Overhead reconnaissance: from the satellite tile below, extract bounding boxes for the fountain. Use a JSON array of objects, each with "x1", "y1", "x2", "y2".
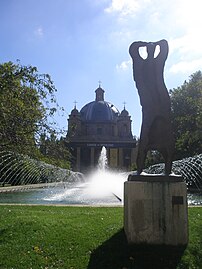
[
  {"x1": 41, "y1": 147, "x2": 126, "y2": 205},
  {"x1": 0, "y1": 149, "x2": 202, "y2": 205},
  {"x1": 85, "y1": 147, "x2": 125, "y2": 202},
  {"x1": 0, "y1": 147, "x2": 126, "y2": 205}
]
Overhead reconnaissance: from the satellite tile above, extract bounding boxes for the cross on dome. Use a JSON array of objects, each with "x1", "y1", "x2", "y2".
[
  {"x1": 98, "y1": 80, "x2": 102, "y2": 88},
  {"x1": 74, "y1": 100, "x2": 77, "y2": 109}
]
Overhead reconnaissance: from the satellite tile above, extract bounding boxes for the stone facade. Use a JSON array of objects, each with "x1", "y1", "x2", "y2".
[{"x1": 66, "y1": 86, "x2": 136, "y2": 172}]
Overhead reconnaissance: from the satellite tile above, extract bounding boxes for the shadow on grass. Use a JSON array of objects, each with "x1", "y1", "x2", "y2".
[
  {"x1": 87, "y1": 228, "x2": 130, "y2": 269},
  {"x1": 87, "y1": 228, "x2": 186, "y2": 269}
]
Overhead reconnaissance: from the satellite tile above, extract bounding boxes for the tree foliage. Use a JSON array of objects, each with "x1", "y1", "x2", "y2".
[
  {"x1": 144, "y1": 71, "x2": 202, "y2": 168},
  {"x1": 170, "y1": 71, "x2": 202, "y2": 159},
  {"x1": 0, "y1": 61, "x2": 59, "y2": 156},
  {"x1": 39, "y1": 133, "x2": 70, "y2": 169}
]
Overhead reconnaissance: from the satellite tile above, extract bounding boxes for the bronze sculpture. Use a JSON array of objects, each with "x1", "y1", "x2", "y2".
[{"x1": 129, "y1": 40, "x2": 174, "y2": 175}]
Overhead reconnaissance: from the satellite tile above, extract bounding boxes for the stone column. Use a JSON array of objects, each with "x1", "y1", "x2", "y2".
[
  {"x1": 76, "y1": 147, "x2": 81, "y2": 172},
  {"x1": 131, "y1": 148, "x2": 137, "y2": 167},
  {"x1": 90, "y1": 147, "x2": 95, "y2": 168},
  {"x1": 109, "y1": 148, "x2": 118, "y2": 168},
  {"x1": 118, "y1": 148, "x2": 123, "y2": 168}
]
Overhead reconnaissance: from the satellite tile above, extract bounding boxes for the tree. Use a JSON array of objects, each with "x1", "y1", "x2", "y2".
[
  {"x1": 39, "y1": 132, "x2": 70, "y2": 169},
  {"x1": 0, "y1": 61, "x2": 59, "y2": 156},
  {"x1": 170, "y1": 71, "x2": 202, "y2": 159}
]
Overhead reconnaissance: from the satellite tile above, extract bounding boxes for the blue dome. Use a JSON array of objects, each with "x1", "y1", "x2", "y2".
[{"x1": 80, "y1": 100, "x2": 120, "y2": 122}]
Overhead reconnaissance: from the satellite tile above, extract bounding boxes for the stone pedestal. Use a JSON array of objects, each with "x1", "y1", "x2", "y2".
[{"x1": 124, "y1": 175, "x2": 188, "y2": 247}]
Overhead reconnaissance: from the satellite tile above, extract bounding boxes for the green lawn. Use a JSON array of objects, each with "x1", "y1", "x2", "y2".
[{"x1": 0, "y1": 205, "x2": 201, "y2": 269}]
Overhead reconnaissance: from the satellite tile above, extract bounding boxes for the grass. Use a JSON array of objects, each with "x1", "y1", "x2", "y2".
[
  {"x1": 177, "y1": 207, "x2": 202, "y2": 268},
  {"x1": 0, "y1": 205, "x2": 201, "y2": 269}
]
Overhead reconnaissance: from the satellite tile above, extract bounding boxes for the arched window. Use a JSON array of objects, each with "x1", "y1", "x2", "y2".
[{"x1": 124, "y1": 124, "x2": 128, "y2": 134}]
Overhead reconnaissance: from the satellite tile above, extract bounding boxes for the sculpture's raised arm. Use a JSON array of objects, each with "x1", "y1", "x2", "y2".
[
  {"x1": 129, "y1": 41, "x2": 148, "y2": 59},
  {"x1": 155, "y1": 39, "x2": 168, "y2": 61}
]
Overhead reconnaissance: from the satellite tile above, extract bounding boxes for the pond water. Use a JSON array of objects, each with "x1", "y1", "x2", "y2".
[
  {"x1": 0, "y1": 184, "x2": 122, "y2": 205},
  {"x1": 187, "y1": 193, "x2": 202, "y2": 206},
  {"x1": 0, "y1": 172, "x2": 125, "y2": 206}
]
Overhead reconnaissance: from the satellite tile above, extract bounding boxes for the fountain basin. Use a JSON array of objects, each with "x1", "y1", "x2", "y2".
[{"x1": 0, "y1": 181, "x2": 124, "y2": 206}]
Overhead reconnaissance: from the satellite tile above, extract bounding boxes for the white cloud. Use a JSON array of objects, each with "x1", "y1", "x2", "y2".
[
  {"x1": 169, "y1": 33, "x2": 202, "y2": 57},
  {"x1": 116, "y1": 60, "x2": 131, "y2": 71},
  {"x1": 104, "y1": 0, "x2": 202, "y2": 78},
  {"x1": 34, "y1": 27, "x2": 44, "y2": 37},
  {"x1": 168, "y1": 30, "x2": 202, "y2": 75},
  {"x1": 169, "y1": 58, "x2": 202, "y2": 74},
  {"x1": 174, "y1": 0, "x2": 202, "y2": 27},
  {"x1": 105, "y1": 0, "x2": 141, "y2": 16},
  {"x1": 168, "y1": 0, "x2": 202, "y2": 57}
]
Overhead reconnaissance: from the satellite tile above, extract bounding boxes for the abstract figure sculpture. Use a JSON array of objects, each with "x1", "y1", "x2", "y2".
[{"x1": 129, "y1": 40, "x2": 174, "y2": 175}]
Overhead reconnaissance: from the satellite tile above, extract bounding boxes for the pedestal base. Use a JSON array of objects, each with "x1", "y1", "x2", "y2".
[{"x1": 124, "y1": 175, "x2": 188, "y2": 247}]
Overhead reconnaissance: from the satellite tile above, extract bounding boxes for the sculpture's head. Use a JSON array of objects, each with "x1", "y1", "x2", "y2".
[{"x1": 146, "y1": 43, "x2": 156, "y2": 58}]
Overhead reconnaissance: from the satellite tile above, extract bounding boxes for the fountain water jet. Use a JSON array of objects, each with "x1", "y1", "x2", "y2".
[
  {"x1": 43, "y1": 147, "x2": 126, "y2": 205},
  {"x1": 86, "y1": 147, "x2": 125, "y2": 202},
  {"x1": 97, "y1": 146, "x2": 108, "y2": 171},
  {"x1": 0, "y1": 151, "x2": 83, "y2": 187}
]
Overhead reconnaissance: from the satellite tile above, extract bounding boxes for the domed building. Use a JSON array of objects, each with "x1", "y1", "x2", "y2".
[{"x1": 67, "y1": 86, "x2": 136, "y2": 172}]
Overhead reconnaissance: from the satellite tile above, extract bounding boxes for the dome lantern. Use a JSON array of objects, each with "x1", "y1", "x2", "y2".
[{"x1": 95, "y1": 87, "x2": 104, "y2": 101}]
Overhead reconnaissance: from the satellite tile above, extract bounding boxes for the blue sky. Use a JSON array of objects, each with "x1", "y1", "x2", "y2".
[{"x1": 1, "y1": 0, "x2": 202, "y2": 137}]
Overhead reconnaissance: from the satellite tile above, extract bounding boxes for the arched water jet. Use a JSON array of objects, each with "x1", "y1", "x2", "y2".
[
  {"x1": 0, "y1": 151, "x2": 83, "y2": 187},
  {"x1": 145, "y1": 154, "x2": 202, "y2": 190}
]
